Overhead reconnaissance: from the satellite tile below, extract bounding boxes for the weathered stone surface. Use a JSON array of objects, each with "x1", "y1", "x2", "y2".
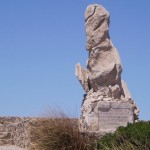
[
  {"x1": 80, "y1": 101, "x2": 134, "y2": 133},
  {"x1": 0, "y1": 117, "x2": 37, "y2": 148},
  {"x1": 75, "y1": 63, "x2": 89, "y2": 92},
  {"x1": 76, "y1": 4, "x2": 139, "y2": 134},
  {"x1": 76, "y1": 4, "x2": 123, "y2": 93},
  {"x1": 121, "y1": 80, "x2": 132, "y2": 98}
]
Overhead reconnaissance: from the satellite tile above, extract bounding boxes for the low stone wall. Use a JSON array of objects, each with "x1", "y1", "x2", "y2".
[
  {"x1": 0, "y1": 117, "x2": 35, "y2": 149},
  {"x1": 0, "y1": 117, "x2": 79, "y2": 149},
  {"x1": 6, "y1": 118, "x2": 32, "y2": 148}
]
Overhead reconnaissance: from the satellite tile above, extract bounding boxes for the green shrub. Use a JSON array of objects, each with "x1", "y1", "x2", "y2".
[
  {"x1": 97, "y1": 121, "x2": 150, "y2": 150},
  {"x1": 30, "y1": 110, "x2": 96, "y2": 150}
]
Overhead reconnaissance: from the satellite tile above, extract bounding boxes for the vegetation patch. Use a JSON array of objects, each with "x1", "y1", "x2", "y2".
[{"x1": 97, "y1": 121, "x2": 150, "y2": 150}]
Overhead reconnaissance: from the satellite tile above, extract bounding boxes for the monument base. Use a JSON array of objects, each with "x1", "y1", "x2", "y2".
[{"x1": 80, "y1": 90, "x2": 139, "y2": 134}]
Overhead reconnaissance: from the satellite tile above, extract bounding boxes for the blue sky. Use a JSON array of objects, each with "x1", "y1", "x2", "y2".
[{"x1": 0, "y1": 0, "x2": 150, "y2": 120}]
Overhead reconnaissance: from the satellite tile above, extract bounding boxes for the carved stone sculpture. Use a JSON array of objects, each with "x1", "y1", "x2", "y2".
[{"x1": 75, "y1": 4, "x2": 139, "y2": 134}]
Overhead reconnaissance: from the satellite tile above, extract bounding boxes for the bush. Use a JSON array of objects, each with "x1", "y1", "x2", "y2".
[
  {"x1": 97, "y1": 121, "x2": 150, "y2": 150},
  {"x1": 30, "y1": 110, "x2": 96, "y2": 150}
]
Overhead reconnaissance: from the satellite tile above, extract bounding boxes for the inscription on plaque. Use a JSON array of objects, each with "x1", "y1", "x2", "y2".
[{"x1": 98, "y1": 101, "x2": 134, "y2": 131}]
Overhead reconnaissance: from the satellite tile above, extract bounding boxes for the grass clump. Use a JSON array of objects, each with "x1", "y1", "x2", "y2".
[
  {"x1": 97, "y1": 121, "x2": 150, "y2": 150},
  {"x1": 30, "y1": 110, "x2": 96, "y2": 150}
]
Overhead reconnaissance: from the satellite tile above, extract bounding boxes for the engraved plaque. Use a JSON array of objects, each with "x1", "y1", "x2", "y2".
[{"x1": 98, "y1": 101, "x2": 134, "y2": 131}]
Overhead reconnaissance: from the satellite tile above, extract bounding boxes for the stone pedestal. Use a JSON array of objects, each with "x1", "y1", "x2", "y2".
[{"x1": 80, "y1": 98, "x2": 135, "y2": 134}]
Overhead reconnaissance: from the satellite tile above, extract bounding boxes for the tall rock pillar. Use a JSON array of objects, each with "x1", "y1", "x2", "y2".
[{"x1": 76, "y1": 4, "x2": 139, "y2": 134}]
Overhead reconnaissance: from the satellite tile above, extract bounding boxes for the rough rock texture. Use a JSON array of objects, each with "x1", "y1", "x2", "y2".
[
  {"x1": 0, "y1": 117, "x2": 38, "y2": 149},
  {"x1": 75, "y1": 4, "x2": 139, "y2": 134},
  {"x1": 6, "y1": 118, "x2": 32, "y2": 148},
  {"x1": 0, "y1": 117, "x2": 23, "y2": 146}
]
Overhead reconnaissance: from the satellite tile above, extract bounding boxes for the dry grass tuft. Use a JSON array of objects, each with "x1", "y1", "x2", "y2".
[{"x1": 30, "y1": 110, "x2": 96, "y2": 150}]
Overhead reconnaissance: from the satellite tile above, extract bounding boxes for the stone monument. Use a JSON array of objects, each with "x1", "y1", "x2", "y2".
[{"x1": 75, "y1": 4, "x2": 139, "y2": 134}]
